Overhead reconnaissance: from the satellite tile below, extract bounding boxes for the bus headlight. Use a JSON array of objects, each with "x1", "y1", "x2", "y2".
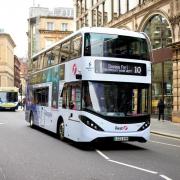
[
  {"x1": 79, "y1": 115, "x2": 104, "y2": 131},
  {"x1": 138, "y1": 120, "x2": 150, "y2": 131}
]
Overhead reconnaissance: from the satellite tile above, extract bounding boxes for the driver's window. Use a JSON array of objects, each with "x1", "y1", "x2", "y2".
[
  {"x1": 82, "y1": 82, "x2": 93, "y2": 109},
  {"x1": 62, "y1": 83, "x2": 81, "y2": 110},
  {"x1": 69, "y1": 84, "x2": 81, "y2": 110}
]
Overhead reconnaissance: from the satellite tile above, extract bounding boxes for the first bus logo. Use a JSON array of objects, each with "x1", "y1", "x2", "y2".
[{"x1": 72, "y1": 64, "x2": 77, "y2": 75}]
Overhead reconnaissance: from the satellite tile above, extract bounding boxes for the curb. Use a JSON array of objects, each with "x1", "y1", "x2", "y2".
[
  {"x1": 151, "y1": 131, "x2": 180, "y2": 140},
  {"x1": 16, "y1": 109, "x2": 24, "y2": 112}
]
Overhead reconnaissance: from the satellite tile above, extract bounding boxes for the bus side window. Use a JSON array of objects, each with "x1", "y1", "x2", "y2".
[
  {"x1": 70, "y1": 35, "x2": 82, "y2": 60},
  {"x1": 60, "y1": 40, "x2": 70, "y2": 62},
  {"x1": 43, "y1": 53, "x2": 49, "y2": 68},
  {"x1": 44, "y1": 50, "x2": 56, "y2": 67},
  {"x1": 33, "y1": 87, "x2": 49, "y2": 106},
  {"x1": 39, "y1": 54, "x2": 44, "y2": 70},
  {"x1": 48, "y1": 53, "x2": 54, "y2": 66},
  {"x1": 51, "y1": 45, "x2": 60, "y2": 65},
  {"x1": 41, "y1": 88, "x2": 49, "y2": 106},
  {"x1": 33, "y1": 90, "x2": 40, "y2": 104},
  {"x1": 62, "y1": 87, "x2": 67, "y2": 108},
  {"x1": 32, "y1": 57, "x2": 38, "y2": 72}
]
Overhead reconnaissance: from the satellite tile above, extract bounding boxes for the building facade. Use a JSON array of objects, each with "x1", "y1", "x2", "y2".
[
  {"x1": 14, "y1": 55, "x2": 21, "y2": 88},
  {"x1": 28, "y1": 7, "x2": 74, "y2": 59},
  {"x1": 19, "y1": 58, "x2": 28, "y2": 95},
  {"x1": 75, "y1": 0, "x2": 180, "y2": 122},
  {"x1": 0, "y1": 33, "x2": 16, "y2": 87}
]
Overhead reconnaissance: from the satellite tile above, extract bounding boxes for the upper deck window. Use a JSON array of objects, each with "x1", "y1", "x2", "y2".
[
  {"x1": 60, "y1": 40, "x2": 71, "y2": 62},
  {"x1": 70, "y1": 35, "x2": 82, "y2": 60},
  {"x1": 84, "y1": 33, "x2": 150, "y2": 60}
]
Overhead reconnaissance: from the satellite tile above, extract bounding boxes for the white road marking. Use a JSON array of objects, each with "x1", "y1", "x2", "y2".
[
  {"x1": 150, "y1": 140, "x2": 180, "y2": 148},
  {"x1": 0, "y1": 167, "x2": 6, "y2": 180},
  {"x1": 160, "y1": 174, "x2": 173, "y2": 180},
  {"x1": 152, "y1": 134, "x2": 180, "y2": 141},
  {"x1": 96, "y1": 149, "x2": 173, "y2": 180},
  {"x1": 96, "y1": 150, "x2": 109, "y2": 160},
  {"x1": 108, "y1": 159, "x2": 158, "y2": 174},
  {"x1": 96, "y1": 150, "x2": 157, "y2": 174}
]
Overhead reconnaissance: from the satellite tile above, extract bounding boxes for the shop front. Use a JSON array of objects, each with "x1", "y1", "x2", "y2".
[{"x1": 143, "y1": 14, "x2": 173, "y2": 120}]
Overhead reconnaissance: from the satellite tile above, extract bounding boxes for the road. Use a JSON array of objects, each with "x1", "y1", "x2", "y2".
[{"x1": 0, "y1": 111, "x2": 180, "y2": 180}]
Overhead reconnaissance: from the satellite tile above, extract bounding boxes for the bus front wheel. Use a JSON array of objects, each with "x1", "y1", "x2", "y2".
[{"x1": 58, "y1": 121, "x2": 65, "y2": 141}]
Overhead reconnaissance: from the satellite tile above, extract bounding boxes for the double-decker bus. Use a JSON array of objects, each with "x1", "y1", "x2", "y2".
[
  {"x1": 0, "y1": 87, "x2": 19, "y2": 111},
  {"x1": 25, "y1": 27, "x2": 151, "y2": 143}
]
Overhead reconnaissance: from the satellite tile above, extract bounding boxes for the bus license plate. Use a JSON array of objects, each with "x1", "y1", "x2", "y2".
[{"x1": 114, "y1": 137, "x2": 129, "y2": 142}]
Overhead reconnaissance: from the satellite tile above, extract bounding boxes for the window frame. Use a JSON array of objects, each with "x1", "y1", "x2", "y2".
[
  {"x1": 33, "y1": 87, "x2": 49, "y2": 107},
  {"x1": 69, "y1": 34, "x2": 82, "y2": 60},
  {"x1": 47, "y1": 22, "x2": 54, "y2": 31},
  {"x1": 61, "y1": 82, "x2": 82, "y2": 111},
  {"x1": 60, "y1": 40, "x2": 71, "y2": 62},
  {"x1": 61, "y1": 23, "x2": 68, "y2": 31}
]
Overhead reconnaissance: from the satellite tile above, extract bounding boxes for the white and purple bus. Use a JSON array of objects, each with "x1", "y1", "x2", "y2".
[{"x1": 25, "y1": 27, "x2": 151, "y2": 143}]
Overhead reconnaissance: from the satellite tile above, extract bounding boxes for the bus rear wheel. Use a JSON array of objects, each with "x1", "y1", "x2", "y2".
[
  {"x1": 29, "y1": 113, "x2": 34, "y2": 128},
  {"x1": 58, "y1": 121, "x2": 65, "y2": 141}
]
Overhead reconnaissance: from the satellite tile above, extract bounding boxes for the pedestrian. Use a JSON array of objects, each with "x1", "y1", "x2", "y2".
[
  {"x1": 157, "y1": 99, "x2": 165, "y2": 121},
  {"x1": 22, "y1": 98, "x2": 26, "y2": 110}
]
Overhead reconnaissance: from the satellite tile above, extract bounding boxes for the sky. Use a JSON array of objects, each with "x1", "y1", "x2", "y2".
[{"x1": 0, "y1": 0, "x2": 73, "y2": 58}]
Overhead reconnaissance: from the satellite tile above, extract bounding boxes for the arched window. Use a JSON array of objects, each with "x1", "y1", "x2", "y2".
[{"x1": 143, "y1": 14, "x2": 172, "y2": 49}]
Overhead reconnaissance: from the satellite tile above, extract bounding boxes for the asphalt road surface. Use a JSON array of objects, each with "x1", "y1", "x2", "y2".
[{"x1": 0, "y1": 111, "x2": 180, "y2": 180}]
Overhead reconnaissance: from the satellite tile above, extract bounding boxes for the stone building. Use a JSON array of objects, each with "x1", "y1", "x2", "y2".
[
  {"x1": 19, "y1": 59, "x2": 28, "y2": 95},
  {"x1": 28, "y1": 6, "x2": 74, "y2": 58},
  {"x1": 74, "y1": 0, "x2": 180, "y2": 122},
  {"x1": 14, "y1": 55, "x2": 21, "y2": 88},
  {"x1": 0, "y1": 33, "x2": 16, "y2": 87}
]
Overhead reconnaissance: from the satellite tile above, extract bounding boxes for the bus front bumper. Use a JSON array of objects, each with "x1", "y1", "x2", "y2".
[{"x1": 79, "y1": 125, "x2": 150, "y2": 143}]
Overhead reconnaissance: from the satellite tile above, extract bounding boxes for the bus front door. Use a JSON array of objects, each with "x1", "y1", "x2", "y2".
[
  {"x1": 62, "y1": 82, "x2": 81, "y2": 141},
  {"x1": 39, "y1": 106, "x2": 45, "y2": 127}
]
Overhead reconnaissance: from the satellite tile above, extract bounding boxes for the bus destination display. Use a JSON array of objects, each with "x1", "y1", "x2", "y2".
[{"x1": 95, "y1": 60, "x2": 146, "y2": 76}]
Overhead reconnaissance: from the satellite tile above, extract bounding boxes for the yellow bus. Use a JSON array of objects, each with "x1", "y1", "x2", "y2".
[{"x1": 0, "y1": 87, "x2": 19, "y2": 111}]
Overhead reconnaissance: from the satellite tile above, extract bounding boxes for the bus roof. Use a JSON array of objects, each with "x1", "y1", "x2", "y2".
[
  {"x1": 79, "y1": 27, "x2": 146, "y2": 38},
  {"x1": 32, "y1": 27, "x2": 147, "y2": 59},
  {"x1": 0, "y1": 87, "x2": 18, "y2": 92}
]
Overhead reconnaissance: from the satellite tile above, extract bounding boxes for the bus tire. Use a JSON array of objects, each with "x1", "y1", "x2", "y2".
[
  {"x1": 57, "y1": 119, "x2": 65, "y2": 141},
  {"x1": 29, "y1": 112, "x2": 34, "y2": 128}
]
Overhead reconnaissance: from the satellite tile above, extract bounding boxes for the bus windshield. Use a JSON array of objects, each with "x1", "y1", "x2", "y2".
[
  {"x1": 82, "y1": 81, "x2": 150, "y2": 117},
  {"x1": 0, "y1": 92, "x2": 18, "y2": 103},
  {"x1": 84, "y1": 33, "x2": 150, "y2": 60}
]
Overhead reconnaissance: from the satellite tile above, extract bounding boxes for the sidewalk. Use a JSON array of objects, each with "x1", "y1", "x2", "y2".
[{"x1": 151, "y1": 118, "x2": 180, "y2": 139}]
